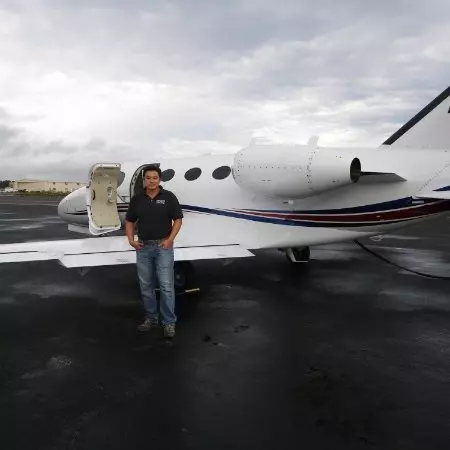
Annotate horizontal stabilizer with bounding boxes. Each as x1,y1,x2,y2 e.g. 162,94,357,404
0,236,254,267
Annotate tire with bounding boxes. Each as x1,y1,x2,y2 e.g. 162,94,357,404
174,261,195,293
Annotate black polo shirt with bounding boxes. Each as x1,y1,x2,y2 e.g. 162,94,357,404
125,187,183,241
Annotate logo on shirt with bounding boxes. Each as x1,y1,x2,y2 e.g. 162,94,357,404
156,199,166,204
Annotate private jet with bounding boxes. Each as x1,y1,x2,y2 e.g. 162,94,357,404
1,85,450,292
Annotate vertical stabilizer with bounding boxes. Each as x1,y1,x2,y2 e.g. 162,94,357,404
382,85,450,148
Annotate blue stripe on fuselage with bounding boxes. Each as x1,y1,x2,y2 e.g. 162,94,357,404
180,205,421,228
237,197,416,214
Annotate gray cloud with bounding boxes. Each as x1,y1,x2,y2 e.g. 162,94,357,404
1,137,134,181
0,124,19,144
0,0,449,180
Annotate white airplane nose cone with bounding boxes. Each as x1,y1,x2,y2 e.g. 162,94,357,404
57,197,67,217
57,188,80,218
57,187,89,227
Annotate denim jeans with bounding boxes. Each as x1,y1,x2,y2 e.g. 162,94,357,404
136,240,176,326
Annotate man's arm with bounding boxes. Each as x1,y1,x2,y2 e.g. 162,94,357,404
161,192,183,248
125,220,136,244
168,218,182,242
125,197,142,249
161,218,182,248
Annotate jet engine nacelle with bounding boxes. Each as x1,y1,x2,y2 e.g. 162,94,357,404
232,142,361,199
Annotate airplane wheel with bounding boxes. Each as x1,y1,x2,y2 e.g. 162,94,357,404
174,261,195,293
285,246,310,263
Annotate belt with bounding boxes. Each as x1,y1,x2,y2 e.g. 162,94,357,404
140,238,164,244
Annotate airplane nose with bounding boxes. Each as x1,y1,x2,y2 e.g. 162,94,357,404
57,195,69,218
57,187,86,222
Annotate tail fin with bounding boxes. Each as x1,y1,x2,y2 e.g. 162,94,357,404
382,85,450,148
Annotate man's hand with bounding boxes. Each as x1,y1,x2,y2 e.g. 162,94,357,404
129,240,143,250
160,239,173,249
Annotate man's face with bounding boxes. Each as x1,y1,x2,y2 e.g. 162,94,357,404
144,170,160,190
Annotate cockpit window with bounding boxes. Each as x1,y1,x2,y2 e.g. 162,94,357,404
212,166,231,180
185,167,202,181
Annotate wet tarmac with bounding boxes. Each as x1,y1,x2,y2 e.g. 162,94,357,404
2,196,450,449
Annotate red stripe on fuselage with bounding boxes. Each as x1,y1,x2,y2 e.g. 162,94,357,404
233,200,450,223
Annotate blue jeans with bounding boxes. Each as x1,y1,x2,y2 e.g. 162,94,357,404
136,240,176,326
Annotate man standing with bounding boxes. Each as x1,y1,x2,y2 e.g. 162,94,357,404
125,165,183,338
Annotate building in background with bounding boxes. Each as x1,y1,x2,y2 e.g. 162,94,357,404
13,179,86,193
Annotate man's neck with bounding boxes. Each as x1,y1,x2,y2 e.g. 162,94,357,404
146,186,160,198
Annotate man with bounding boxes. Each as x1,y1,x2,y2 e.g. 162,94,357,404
125,165,183,338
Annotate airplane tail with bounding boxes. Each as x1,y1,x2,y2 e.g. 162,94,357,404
382,85,450,149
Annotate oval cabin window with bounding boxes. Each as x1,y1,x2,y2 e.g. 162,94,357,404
161,169,175,182
185,167,202,181
212,166,231,180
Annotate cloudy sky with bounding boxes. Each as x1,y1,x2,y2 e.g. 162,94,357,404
0,0,449,181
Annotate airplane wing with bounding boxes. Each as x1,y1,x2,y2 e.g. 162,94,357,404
0,236,254,268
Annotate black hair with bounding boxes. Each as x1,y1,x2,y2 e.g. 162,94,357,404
143,165,162,178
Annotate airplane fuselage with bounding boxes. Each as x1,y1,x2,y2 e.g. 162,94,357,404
57,144,450,250
3,85,450,271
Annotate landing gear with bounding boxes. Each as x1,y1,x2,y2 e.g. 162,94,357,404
174,261,197,294
285,246,310,263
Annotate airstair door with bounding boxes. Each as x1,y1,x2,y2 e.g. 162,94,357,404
86,163,122,235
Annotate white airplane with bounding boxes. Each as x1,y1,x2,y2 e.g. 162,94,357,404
1,85,450,291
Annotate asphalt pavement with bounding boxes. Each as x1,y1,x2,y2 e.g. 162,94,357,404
1,196,450,450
